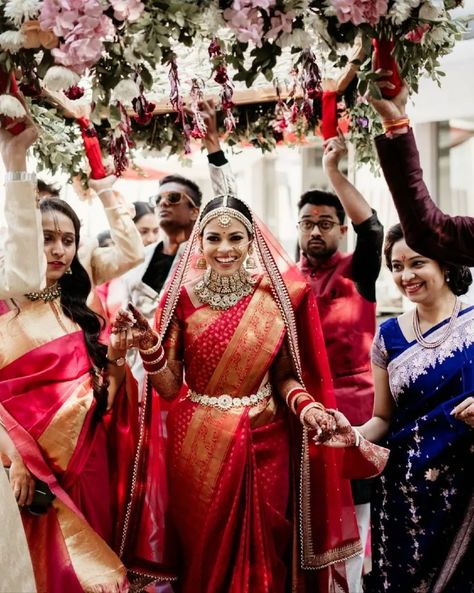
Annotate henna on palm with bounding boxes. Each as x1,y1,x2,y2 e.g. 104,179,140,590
128,303,159,350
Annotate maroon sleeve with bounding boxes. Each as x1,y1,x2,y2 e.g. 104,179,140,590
375,129,474,266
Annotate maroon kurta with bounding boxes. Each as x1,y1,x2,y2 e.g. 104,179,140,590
299,251,376,425
376,129,474,266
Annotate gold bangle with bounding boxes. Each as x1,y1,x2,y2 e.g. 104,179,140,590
139,336,162,355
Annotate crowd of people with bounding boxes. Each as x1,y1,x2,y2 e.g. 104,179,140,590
0,85,472,593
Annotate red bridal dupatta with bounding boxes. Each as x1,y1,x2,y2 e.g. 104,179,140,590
153,205,388,593
0,299,171,593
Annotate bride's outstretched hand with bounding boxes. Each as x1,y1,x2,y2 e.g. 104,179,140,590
127,303,160,350
321,410,357,448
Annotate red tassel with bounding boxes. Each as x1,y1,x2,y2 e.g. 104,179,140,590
0,69,26,136
77,116,106,179
372,38,402,99
322,90,338,140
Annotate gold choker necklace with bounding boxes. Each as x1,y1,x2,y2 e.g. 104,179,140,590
194,268,256,310
25,283,62,303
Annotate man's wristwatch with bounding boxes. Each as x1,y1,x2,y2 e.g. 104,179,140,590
107,355,126,367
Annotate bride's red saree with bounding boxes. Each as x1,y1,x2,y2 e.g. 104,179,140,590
152,215,387,593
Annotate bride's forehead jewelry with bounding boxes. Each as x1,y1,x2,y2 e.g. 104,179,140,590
199,195,253,235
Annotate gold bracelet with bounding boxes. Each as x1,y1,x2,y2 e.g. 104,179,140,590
139,336,162,355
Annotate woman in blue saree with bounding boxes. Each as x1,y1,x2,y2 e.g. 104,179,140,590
327,223,473,592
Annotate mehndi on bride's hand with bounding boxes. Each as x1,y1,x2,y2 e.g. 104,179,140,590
321,409,358,448
302,407,338,443
127,303,161,351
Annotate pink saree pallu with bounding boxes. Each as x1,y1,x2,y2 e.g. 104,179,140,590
0,300,171,593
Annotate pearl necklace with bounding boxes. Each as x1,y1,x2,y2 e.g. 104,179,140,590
412,296,461,349
25,282,62,303
194,267,256,311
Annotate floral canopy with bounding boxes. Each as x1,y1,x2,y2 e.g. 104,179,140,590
0,0,465,178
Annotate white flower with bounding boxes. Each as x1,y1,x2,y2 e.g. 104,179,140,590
419,1,444,19
0,95,26,118
3,0,40,27
43,66,80,91
427,25,449,44
0,30,25,53
112,79,140,104
424,468,440,481
388,1,412,25
276,28,312,49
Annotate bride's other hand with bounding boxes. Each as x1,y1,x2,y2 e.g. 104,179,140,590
303,407,337,443
322,409,358,448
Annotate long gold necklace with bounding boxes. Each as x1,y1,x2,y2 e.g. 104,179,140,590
25,282,62,303
194,267,256,310
412,296,461,349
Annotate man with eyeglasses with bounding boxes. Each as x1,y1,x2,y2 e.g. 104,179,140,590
297,133,383,591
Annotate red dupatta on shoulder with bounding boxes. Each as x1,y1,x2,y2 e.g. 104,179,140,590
155,203,385,593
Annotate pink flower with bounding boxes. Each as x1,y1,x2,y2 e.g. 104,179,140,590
266,10,294,39
330,0,388,27
39,0,115,73
405,23,430,43
109,0,144,22
223,6,264,46
232,0,275,12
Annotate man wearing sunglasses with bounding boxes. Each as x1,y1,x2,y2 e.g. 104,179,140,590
297,134,383,591
123,174,202,324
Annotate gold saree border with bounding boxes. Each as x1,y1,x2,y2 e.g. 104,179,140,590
299,429,362,569
55,498,127,591
206,277,285,395
37,377,94,473
0,300,79,368
175,405,242,524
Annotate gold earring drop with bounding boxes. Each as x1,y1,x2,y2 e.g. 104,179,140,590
196,248,207,270
245,246,257,270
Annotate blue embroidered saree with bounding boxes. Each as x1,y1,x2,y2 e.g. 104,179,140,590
365,307,474,593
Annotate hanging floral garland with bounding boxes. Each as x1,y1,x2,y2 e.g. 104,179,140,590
0,0,466,177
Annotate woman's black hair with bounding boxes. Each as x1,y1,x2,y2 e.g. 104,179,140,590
133,201,155,224
384,223,472,296
40,199,109,417
200,195,253,236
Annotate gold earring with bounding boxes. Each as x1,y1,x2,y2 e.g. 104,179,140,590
196,248,207,270
245,246,257,270
65,268,72,275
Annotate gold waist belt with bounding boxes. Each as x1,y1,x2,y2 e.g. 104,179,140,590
187,383,272,411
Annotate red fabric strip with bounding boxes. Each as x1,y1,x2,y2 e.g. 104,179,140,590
372,38,402,99
77,116,106,179
322,90,338,140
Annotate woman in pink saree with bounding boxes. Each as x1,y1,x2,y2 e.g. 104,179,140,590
0,195,169,593
119,193,389,593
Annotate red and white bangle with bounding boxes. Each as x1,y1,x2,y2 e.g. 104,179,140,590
285,387,308,412
296,398,325,426
145,359,168,375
